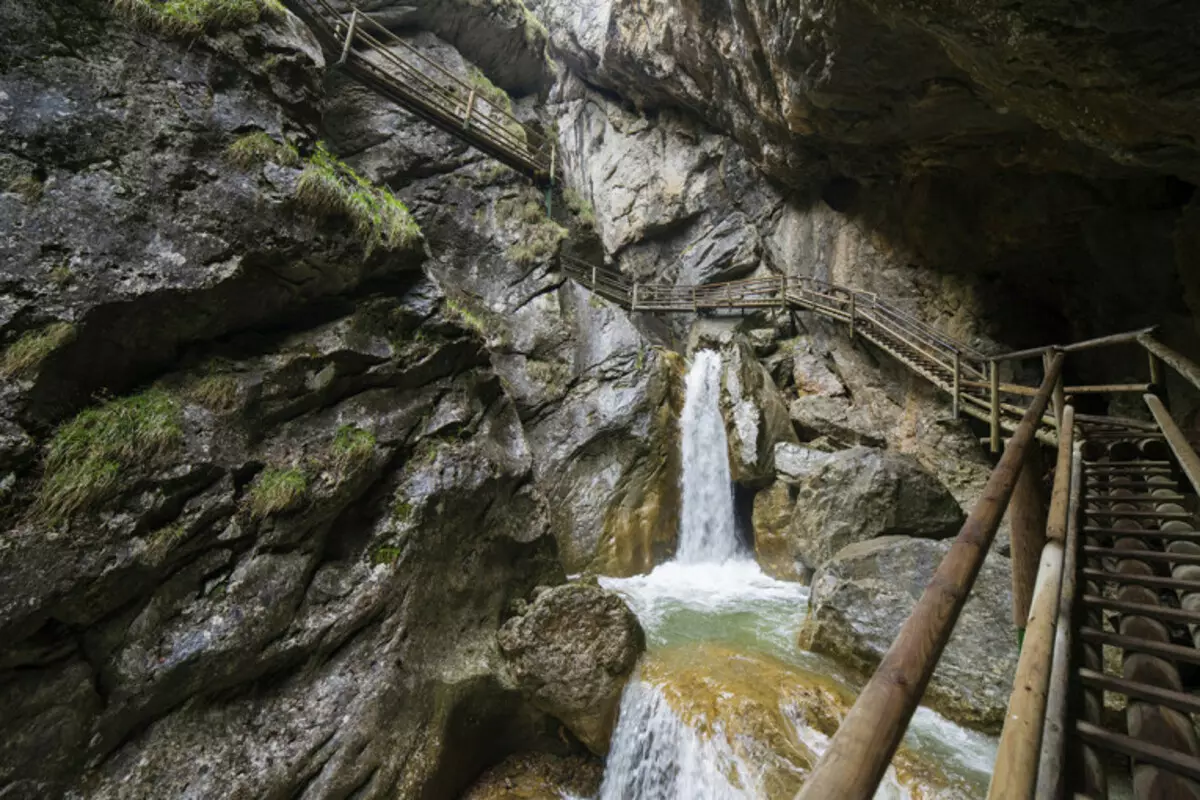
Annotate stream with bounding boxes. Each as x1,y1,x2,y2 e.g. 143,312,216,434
588,350,998,799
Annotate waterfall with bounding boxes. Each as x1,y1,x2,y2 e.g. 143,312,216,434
676,349,740,563
598,681,747,800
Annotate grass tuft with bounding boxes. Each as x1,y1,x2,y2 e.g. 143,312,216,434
225,131,300,169
111,0,284,36
246,467,307,519
1,322,75,379
564,187,596,227
330,424,376,474
295,142,421,256
188,373,240,412
36,388,182,522
508,219,568,265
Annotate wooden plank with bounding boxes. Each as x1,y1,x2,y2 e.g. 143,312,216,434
1146,393,1200,499
1083,527,1200,541
796,353,1064,800
991,361,1002,454
1079,626,1200,667
1083,509,1192,520
1079,667,1200,716
1082,567,1200,593
1083,547,1200,567
1082,594,1200,626
1075,721,1200,783
1065,383,1154,394
1084,493,1187,502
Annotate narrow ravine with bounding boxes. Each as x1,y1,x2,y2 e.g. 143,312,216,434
594,350,999,799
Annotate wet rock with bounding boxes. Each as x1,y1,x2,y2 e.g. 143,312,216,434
773,442,834,483
753,446,963,578
800,536,1017,731
462,752,604,800
498,583,646,755
789,395,887,449
718,336,798,489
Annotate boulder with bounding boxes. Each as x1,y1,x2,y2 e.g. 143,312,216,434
754,446,963,577
719,336,799,488
789,395,886,449
773,441,835,483
799,536,1017,731
462,752,604,800
498,584,646,755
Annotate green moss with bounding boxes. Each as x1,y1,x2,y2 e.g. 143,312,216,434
508,219,567,265
564,187,596,227
372,545,402,566
112,0,284,35
331,425,376,473
246,467,307,519
225,131,300,169
49,263,73,288
36,388,182,522
295,142,421,255
1,322,75,379
393,498,414,523
6,175,43,203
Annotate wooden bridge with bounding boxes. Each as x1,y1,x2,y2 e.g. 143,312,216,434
285,4,1200,797
283,0,555,185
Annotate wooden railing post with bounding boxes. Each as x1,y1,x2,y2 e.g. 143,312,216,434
780,275,787,309
797,353,1065,800
848,292,857,338
590,266,596,294
990,360,1002,453
337,9,360,65
953,351,961,419
692,286,697,312
989,405,1076,799
1008,443,1047,633
1043,351,1064,427
631,282,638,311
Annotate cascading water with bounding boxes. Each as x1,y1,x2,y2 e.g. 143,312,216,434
676,349,740,563
595,349,997,800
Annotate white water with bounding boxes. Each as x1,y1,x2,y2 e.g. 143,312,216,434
676,349,740,563
593,350,997,799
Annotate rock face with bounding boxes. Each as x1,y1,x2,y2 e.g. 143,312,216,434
753,446,963,580
799,536,1017,731
462,752,604,800
718,334,799,488
498,583,646,755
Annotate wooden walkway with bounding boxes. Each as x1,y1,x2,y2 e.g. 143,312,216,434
282,0,555,184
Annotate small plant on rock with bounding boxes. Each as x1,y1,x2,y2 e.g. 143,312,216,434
187,371,240,412
6,175,44,204
246,467,307,519
36,388,182,522
295,142,421,255
330,424,376,475
564,187,596,227
225,131,300,169
111,0,284,36
1,322,75,379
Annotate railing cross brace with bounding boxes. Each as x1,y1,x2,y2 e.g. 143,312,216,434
338,9,359,66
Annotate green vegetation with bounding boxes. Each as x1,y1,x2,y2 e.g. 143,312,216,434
466,67,527,144
246,466,307,519
295,142,421,255
36,388,182,522
111,0,284,35
331,425,376,474
508,218,568,264
225,131,300,169
564,187,596,227
1,322,75,379
49,263,73,288
445,297,488,336
187,372,240,412
6,175,43,204
372,545,402,566
393,498,414,523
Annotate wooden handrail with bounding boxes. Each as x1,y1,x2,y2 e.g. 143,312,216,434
797,352,1065,800
988,405,1075,799
1139,333,1200,394
1145,393,1200,496
990,326,1157,363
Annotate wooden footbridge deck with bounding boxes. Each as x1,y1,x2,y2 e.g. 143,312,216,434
285,4,1200,797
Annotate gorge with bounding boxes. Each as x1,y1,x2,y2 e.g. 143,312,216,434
3,0,1200,798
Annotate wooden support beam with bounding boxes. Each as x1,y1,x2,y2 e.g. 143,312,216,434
1076,721,1200,784
990,361,1002,454
1044,351,1065,427
1145,393,1200,498
1064,383,1153,394
1008,442,1049,629
953,351,961,420
1079,626,1200,668
962,379,1039,397
796,353,1064,800
337,9,359,65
